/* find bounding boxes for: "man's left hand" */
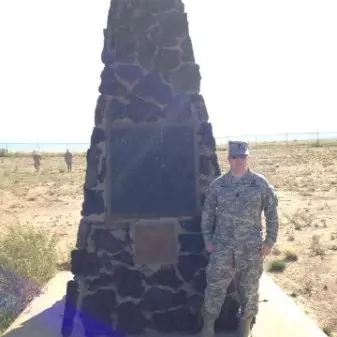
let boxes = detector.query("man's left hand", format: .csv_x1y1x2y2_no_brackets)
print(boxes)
261,242,272,258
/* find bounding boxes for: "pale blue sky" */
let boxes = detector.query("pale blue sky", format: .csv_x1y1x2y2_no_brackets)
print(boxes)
0,0,336,142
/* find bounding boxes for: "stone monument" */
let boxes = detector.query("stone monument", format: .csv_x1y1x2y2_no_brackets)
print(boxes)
62,1,240,336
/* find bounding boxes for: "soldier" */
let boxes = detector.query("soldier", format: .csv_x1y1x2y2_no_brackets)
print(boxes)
32,150,41,172
64,149,73,172
200,141,279,337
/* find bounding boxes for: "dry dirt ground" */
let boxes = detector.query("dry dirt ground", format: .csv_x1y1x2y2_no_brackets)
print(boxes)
0,141,336,335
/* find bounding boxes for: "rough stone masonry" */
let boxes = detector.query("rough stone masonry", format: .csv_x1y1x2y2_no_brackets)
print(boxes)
61,1,240,336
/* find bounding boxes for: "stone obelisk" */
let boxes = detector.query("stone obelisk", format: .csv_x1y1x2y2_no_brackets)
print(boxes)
62,1,239,336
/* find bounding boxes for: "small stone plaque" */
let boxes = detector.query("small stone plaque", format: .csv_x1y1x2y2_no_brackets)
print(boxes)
133,219,178,265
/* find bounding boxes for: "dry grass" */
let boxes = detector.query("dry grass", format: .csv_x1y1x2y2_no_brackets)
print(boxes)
0,142,337,335
0,154,85,332
0,224,58,332
268,259,287,272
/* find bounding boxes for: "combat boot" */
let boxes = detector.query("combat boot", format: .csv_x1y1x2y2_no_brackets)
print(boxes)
200,312,217,337
237,317,253,337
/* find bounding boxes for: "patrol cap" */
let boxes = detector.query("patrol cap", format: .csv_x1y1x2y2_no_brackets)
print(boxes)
228,141,250,157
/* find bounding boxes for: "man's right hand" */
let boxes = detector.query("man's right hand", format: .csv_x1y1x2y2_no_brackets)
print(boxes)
205,242,214,253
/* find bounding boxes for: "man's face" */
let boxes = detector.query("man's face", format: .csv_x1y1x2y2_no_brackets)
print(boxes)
228,154,248,174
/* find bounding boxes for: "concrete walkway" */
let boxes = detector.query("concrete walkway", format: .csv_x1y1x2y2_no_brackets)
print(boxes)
3,271,328,337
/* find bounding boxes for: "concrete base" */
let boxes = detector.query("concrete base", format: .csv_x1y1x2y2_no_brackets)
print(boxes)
3,271,327,337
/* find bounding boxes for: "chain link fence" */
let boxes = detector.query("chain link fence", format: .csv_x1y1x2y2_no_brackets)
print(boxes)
1,132,337,155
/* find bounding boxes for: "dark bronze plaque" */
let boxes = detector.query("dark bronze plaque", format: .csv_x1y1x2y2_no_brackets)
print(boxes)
133,220,178,265
107,124,198,217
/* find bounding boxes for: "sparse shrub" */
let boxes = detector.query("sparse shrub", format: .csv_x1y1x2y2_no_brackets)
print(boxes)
272,246,281,256
310,234,325,257
57,242,75,271
321,219,328,228
283,209,315,230
297,209,315,227
0,223,58,332
302,280,313,296
294,222,302,231
284,250,298,262
268,260,286,273
287,232,295,241
323,326,332,336
0,148,8,157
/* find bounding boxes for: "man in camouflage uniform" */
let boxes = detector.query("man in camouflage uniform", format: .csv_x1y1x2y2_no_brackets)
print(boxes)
200,141,279,337
64,149,73,172
32,151,41,172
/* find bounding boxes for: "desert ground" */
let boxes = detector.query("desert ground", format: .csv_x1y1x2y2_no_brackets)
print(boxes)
0,140,336,336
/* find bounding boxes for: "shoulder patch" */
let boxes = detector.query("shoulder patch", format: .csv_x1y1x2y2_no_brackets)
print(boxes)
250,178,257,186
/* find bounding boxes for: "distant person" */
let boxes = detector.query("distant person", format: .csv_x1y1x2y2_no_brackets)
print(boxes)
64,149,73,172
32,151,41,172
200,141,279,337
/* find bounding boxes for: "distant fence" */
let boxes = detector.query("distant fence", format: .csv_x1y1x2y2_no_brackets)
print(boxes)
216,131,337,145
1,131,337,153
0,142,89,154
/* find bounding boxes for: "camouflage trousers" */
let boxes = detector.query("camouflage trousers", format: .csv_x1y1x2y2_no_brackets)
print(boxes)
203,249,263,319
65,160,72,171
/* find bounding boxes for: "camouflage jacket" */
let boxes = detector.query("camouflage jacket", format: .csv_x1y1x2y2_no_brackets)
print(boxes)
201,169,279,253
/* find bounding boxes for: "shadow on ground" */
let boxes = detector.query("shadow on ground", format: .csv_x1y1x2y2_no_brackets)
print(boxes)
3,297,67,337
2,296,237,337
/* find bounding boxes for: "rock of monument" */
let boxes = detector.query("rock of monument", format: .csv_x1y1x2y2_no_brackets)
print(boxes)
62,1,240,336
